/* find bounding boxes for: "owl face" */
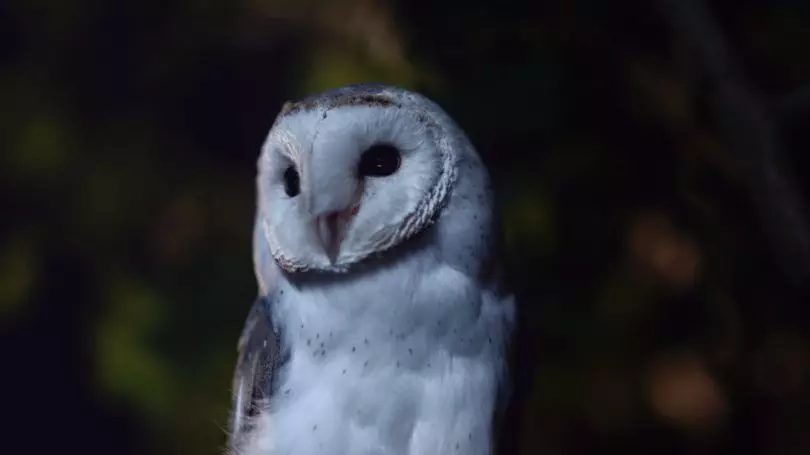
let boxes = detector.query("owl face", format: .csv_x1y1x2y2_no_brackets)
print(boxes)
256,86,459,273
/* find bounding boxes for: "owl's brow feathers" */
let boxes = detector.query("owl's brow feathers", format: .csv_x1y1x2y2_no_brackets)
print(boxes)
278,94,398,119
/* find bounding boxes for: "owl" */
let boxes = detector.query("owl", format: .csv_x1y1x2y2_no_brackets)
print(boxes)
229,83,515,455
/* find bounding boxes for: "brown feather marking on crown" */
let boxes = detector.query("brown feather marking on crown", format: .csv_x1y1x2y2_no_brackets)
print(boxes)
279,94,400,119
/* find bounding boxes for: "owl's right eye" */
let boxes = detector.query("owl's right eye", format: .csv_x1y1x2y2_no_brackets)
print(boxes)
283,166,300,197
358,144,401,178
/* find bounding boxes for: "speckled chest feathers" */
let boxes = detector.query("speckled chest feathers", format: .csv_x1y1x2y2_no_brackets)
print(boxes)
229,84,515,455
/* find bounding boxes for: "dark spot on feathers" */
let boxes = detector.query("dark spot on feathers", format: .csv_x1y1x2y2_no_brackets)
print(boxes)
364,360,369,367
322,111,328,119
342,369,347,374
313,425,318,431
456,442,460,450
396,361,400,368
316,333,320,339
352,346,356,352
408,348,413,355
320,342,324,348
364,338,369,345
347,94,397,108
307,339,311,346
468,433,472,441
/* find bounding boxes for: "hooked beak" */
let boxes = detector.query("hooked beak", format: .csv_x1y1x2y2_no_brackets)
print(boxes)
317,212,342,264
315,206,358,264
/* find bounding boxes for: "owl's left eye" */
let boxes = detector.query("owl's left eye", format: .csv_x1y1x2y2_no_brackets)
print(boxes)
283,166,300,197
358,144,401,177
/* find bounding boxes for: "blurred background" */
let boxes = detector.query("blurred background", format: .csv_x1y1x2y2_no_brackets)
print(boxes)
3,0,810,453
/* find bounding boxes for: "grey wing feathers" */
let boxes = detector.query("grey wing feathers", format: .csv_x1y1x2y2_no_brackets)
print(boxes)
228,295,283,451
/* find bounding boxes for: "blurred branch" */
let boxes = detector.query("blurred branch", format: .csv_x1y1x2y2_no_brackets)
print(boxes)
245,0,406,65
656,0,810,288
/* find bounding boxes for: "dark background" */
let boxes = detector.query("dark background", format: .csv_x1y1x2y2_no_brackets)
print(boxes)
3,0,810,454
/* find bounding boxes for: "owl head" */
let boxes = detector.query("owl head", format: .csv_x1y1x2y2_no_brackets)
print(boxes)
253,84,492,281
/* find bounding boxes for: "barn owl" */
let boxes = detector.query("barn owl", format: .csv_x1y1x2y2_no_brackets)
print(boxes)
228,83,515,455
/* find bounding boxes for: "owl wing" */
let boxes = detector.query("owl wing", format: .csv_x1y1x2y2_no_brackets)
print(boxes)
228,293,286,451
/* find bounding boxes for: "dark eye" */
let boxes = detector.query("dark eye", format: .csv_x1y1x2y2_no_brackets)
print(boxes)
283,166,300,197
358,144,401,178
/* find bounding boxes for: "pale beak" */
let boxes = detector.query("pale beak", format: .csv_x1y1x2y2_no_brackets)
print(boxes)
316,211,346,264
